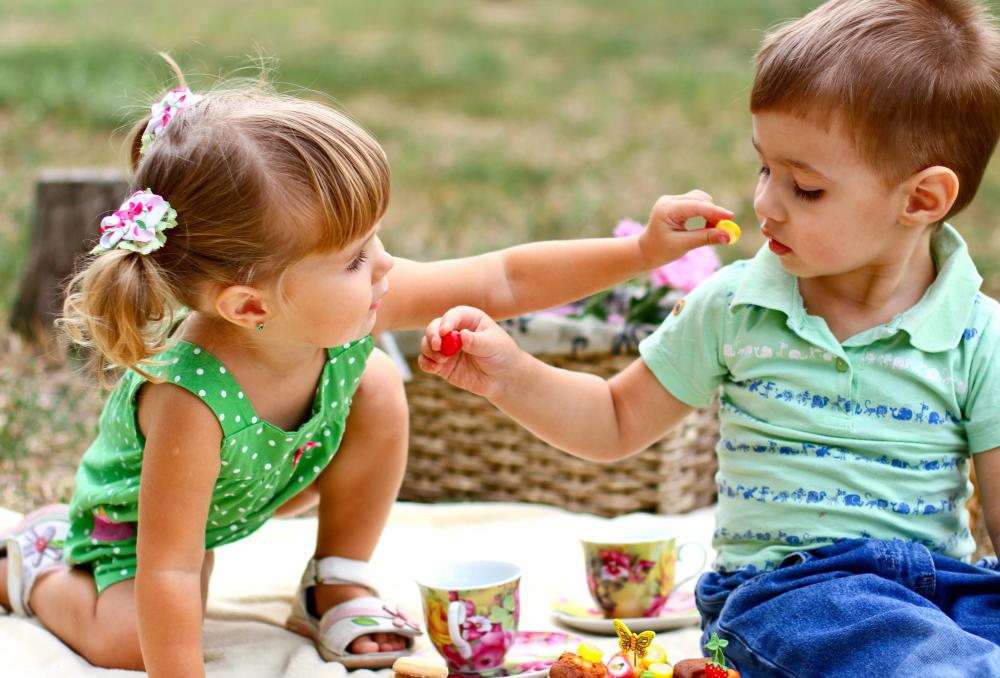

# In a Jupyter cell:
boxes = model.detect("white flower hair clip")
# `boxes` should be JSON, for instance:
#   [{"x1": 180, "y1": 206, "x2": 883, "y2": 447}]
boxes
[
  {"x1": 93, "y1": 189, "x2": 177, "y2": 255},
  {"x1": 139, "y1": 87, "x2": 204, "y2": 155}
]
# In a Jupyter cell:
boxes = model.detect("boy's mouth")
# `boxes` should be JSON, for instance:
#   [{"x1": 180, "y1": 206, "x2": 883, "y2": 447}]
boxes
[{"x1": 761, "y1": 227, "x2": 791, "y2": 256}]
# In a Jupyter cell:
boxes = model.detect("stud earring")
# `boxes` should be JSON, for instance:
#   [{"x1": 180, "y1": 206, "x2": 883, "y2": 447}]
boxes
[{"x1": 257, "y1": 323, "x2": 265, "y2": 331}]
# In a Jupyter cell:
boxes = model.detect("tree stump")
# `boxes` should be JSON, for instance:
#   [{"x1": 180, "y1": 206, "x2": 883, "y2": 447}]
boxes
[{"x1": 9, "y1": 169, "x2": 129, "y2": 346}]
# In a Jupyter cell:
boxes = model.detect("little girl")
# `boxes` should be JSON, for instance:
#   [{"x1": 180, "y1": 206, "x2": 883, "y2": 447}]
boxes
[{"x1": 0, "y1": 61, "x2": 732, "y2": 675}]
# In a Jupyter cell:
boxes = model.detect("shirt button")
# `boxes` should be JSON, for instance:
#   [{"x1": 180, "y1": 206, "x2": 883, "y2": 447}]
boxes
[{"x1": 835, "y1": 358, "x2": 849, "y2": 373}]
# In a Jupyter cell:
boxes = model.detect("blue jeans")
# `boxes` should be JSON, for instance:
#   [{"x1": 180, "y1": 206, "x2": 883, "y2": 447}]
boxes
[{"x1": 695, "y1": 539, "x2": 1000, "y2": 677}]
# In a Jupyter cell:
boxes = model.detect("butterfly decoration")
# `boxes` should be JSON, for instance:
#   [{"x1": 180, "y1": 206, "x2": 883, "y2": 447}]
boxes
[{"x1": 614, "y1": 619, "x2": 656, "y2": 666}]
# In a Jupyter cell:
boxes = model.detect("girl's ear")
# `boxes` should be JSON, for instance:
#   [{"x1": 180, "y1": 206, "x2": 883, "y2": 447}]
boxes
[
  {"x1": 215, "y1": 285, "x2": 270, "y2": 329},
  {"x1": 900, "y1": 166, "x2": 959, "y2": 227}
]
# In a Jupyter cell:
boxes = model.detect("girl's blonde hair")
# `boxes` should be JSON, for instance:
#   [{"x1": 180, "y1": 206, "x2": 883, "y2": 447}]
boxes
[{"x1": 61, "y1": 60, "x2": 390, "y2": 382}]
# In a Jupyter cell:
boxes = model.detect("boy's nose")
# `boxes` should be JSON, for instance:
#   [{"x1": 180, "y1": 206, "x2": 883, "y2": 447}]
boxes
[{"x1": 753, "y1": 183, "x2": 785, "y2": 225}]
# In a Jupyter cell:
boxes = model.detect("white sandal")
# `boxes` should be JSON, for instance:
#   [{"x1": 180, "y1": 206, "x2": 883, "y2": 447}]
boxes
[
  {"x1": 1, "y1": 504, "x2": 70, "y2": 617},
  {"x1": 285, "y1": 556, "x2": 422, "y2": 668}
]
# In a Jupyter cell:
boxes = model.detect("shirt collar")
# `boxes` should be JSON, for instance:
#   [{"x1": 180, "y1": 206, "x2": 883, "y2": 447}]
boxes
[{"x1": 730, "y1": 223, "x2": 982, "y2": 352}]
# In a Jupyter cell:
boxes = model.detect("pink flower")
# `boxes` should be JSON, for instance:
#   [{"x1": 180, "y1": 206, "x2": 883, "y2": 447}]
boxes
[
  {"x1": 614, "y1": 219, "x2": 644, "y2": 238},
  {"x1": 468, "y1": 629, "x2": 514, "y2": 672},
  {"x1": 650, "y1": 246, "x2": 721, "y2": 293},
  {"x1": 600, "y1": 549, "x2": 632, "y2": 581},
  {"x1": 461, "y1": 615, "x2": 493, "y2": 641},
  {"x1": 541, "y1": 304, "x2": 577, "y2": 317},
  {"x1": 629, "y1": 559, "x2": 655, "y2": 583}
]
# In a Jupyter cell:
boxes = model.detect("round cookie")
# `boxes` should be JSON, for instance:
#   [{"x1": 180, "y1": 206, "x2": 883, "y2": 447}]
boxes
[{"x1": 391, "y1": 656, "x2": 449, "y2": 678}]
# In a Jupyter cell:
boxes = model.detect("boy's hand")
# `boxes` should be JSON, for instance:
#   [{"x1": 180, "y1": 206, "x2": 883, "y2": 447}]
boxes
[
  {"x1": 418, "y1": 306, "x2": 524, "y2": 399},
  {"x1": 638, "y1": 190, "x2": 734, "y2": 267}
]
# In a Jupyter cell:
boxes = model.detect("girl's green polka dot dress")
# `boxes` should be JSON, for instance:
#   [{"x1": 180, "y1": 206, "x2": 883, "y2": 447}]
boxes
[{"x1": 65, "y1": 336, "x2": 373, "y2": 593}]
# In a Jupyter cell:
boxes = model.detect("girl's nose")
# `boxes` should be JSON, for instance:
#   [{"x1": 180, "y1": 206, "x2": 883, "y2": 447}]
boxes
[{"x1": 372, "y1": 236, "x2": 393, "y2": 279}]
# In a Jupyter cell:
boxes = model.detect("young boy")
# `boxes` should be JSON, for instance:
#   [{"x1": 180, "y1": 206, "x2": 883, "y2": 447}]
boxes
[{"x1": 419, "y1": 0, "x2": 1000, "y2": 674}]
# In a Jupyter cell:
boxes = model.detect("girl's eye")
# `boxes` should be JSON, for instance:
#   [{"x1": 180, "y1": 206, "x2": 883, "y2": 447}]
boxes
[
  {"x1": 347, "y1": 251, "x2": 368, "y2": 272},
  {"x1": 793, "y1": 185, "x2": 824, "y2": 201},
  {"x1": 758, "y1": 165, "x2": 770, "y2": 177}
]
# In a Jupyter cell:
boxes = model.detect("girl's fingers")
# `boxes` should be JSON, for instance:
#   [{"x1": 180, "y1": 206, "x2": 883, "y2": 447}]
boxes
[
  {"x1": 650, "y1": 198, "x2": 733, "y2": 230},
  {"x1": 678, "y1": 189, "x2": 714, "y2": 203}
]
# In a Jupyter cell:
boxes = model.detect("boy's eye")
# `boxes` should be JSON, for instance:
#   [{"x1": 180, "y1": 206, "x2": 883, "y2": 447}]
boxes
[
  {"x1": 758, "y1": 165, "x2": 770, "y2": 177},
  {"x1": 793, "y1": 185, "x2": 824, "y2": 201},
  {"x1": 347, "y1": 250, "x2": 368, "y2": 272}
]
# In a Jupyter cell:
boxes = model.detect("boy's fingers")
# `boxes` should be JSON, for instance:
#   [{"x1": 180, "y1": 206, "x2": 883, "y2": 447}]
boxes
[
  {"x1": 420, "y1": 334, "x2": 452, "y2": 364},
  {"x1": 441, "y1": 305, "x2": 490, "y2": 333},
  {"x1": 456, "y1": 327, "x2": 507, "y2": 358},
  {"x1": 417, "y1": 354, "x2": 442, "y2": 374}
]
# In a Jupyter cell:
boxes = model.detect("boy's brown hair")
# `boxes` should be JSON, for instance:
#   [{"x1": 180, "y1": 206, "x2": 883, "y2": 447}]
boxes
[{"x1": 751, "y1": 0, "x2": 1000, "y2": 217}]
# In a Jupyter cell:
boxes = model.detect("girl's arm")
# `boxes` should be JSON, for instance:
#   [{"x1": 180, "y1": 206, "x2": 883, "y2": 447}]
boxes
[
  {"x1": 376, "y1": 192, "x2": 733, "y2": 332},
  {"x1": 135, "y1": 383, "x2": 222, "y2": 678},
  {"x1": 419, "y1": 306, "x2": 692, "y2": 461},
  {"x1": 973, "y1": 447, "x2": 1000, "y2": 556}
]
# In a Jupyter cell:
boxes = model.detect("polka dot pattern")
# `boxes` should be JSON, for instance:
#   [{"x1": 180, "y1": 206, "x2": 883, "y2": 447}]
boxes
[{"x1": 65, "y1": 335, "x2": 374, "y2": 594}]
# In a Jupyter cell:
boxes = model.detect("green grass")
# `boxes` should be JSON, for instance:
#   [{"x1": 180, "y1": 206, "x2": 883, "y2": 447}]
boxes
[{"x1": 2, "y1": 0, "x2": 1000, "y2": 471}]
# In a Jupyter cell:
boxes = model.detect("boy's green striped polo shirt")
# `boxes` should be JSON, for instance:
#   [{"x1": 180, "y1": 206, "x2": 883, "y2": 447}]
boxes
[{"x1": 640, "y1": 224, "x2": 1000, "y2": 572}]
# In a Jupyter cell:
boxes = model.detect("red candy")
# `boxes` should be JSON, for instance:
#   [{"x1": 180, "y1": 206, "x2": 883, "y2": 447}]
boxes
[{"x1": 440, "y1": 330, "x2": 462, "y2": 357}]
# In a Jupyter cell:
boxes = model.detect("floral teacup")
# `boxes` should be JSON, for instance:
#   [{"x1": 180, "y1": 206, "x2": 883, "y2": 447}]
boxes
[
  {"x1": 582, "y1": 528, "x2": 707, "y2": 619},
  {"x1": 416, "y1": 560, "x2": 521, "y2": 673}
]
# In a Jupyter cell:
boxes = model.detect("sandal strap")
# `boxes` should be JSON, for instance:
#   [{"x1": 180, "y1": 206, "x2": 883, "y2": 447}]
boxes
[
  {"x1": 318, "y1": 595, "x2": 423, "y2": 639},
  {"x1": 306, "y1": 556, "x2": 379, "y2": 594}
]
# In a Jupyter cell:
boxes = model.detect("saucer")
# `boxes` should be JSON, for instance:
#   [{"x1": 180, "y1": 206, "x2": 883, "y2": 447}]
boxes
[
  {"x1": 551, "y1": 591, "x2": 700, "y2": 634},
  {"x1": 415, "y1": 630, "x2": 583, "y2": 677}
]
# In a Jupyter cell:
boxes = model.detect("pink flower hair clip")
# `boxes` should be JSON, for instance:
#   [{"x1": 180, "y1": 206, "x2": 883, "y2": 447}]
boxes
[
  {"x1": 140, "y1": 87, "x2": 204, "y2": 154},
  {"x1": 93, "y1": 189, "x2": 177, "y2": 255}
]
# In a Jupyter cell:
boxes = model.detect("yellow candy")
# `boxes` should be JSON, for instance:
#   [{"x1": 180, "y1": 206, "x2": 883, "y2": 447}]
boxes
[
  {"x1": 716, "y1": 219, "x2": 741, "y2": 244},
  {"x1": 577, "y1": 641, "x2": 604, "y2": 664},
  {"x1": 646, "y1": 662, "x2": 674, "y2": 678},
  {"x1": 640, "y1": 643, "x2": 668, "y2": 669}
]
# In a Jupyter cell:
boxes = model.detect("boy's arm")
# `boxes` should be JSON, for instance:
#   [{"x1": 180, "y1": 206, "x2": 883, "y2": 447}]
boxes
[
  {"x1": 135, "y1": 383, "x2": 222, "y2": 678},
  {"x1": 973, "y1": 447, "x2": 1000, "y2": 556},
  {"x1": 419, "y1": 306, "x2": 693, "y2": 461},
  {"x1": 375, "y1": 192, "x2": 733, "y2": 332}
]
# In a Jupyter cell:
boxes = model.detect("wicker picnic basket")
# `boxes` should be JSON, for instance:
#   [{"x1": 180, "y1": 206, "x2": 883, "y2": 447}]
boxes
[{"x1": 397, "y1": 317, "x2": 720, "y2": 517}]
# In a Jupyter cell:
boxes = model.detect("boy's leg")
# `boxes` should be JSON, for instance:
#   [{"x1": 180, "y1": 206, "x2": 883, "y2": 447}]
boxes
[
  {"x1": 0, "y1": 550, "x2": 215, "y2": 670},
  {"x1": 698, "y1": 539, "x2": 1000, "y2": 676},
  {"x1": 929, "y1": 553, "x2": 1000, "y2": 646},
  {"x1": 311, "y1": 348, "x2": 410, "y2": 652}
]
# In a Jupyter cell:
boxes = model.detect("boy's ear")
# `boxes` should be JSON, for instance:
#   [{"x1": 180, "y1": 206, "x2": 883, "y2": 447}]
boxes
[
  {"x1": 214, "y1": 285, "x2": 270, "y2": 329},
  {"x1": 900, "y1": 166, "x2": 959, "y2": 227}
]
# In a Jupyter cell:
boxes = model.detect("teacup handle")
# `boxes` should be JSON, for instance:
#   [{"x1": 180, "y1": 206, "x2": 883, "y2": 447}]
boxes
[
  {"x1": 671, "y1": 541, "x2": 709, "y2": 592},
  {"x1": 447, "y1": 601, "x2": 473, "y2": 659}
]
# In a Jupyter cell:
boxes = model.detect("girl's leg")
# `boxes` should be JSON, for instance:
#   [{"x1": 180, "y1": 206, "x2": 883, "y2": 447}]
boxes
[
  {"x1": 312, "y1": 348, "x2": 410, "y2": 653},
  {"x1": 0, "y1": 551, "x2": 215, "y2": 670}
]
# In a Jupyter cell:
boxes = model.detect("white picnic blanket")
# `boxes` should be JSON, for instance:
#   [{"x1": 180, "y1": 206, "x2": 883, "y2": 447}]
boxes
[{"x1": 0, "y1": 502, "x2": 715, "y2": 677}]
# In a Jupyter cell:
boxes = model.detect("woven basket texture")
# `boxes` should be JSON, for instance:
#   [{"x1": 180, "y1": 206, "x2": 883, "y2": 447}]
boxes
[{"x1": 401, "y1": 352, "x2": 719, "y2": 517}]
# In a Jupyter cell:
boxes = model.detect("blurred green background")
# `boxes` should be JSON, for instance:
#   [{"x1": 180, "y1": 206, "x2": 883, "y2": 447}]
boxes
[{"x1": 2, "y1": 0, "x2": 1000, "y2": 506}]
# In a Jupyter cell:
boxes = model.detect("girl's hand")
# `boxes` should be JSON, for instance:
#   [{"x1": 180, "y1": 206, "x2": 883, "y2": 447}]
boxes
[
  {"x1": 418, "y1": 306, "x2": 524, "y2": 399},
  {"x1": 638, "y1": 190, "x2": 734, "y2": 266}
]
